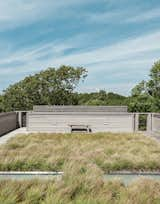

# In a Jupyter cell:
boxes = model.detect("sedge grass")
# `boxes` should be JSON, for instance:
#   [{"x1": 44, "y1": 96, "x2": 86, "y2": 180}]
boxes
[
  {"x1": 0, "y1": 133, "x2": 160, "y2": 203},
  {"x1": 0, "y1": 132, "x2": 159, "y2": 171},
  {"x1": 0, "y1": 165, "x2": 160, "y2": 204}
]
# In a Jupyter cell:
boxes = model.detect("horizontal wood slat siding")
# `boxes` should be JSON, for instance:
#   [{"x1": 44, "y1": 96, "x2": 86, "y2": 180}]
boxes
[
  {"x1": 27, "y1": 112, "x2": 134, "y2": 133},
  {"x1": 33, "y1": 106, "x2": 128, "y2": 112},
  {"x1": 0, "y1": 112, "x2": 17, "y2": 136}
]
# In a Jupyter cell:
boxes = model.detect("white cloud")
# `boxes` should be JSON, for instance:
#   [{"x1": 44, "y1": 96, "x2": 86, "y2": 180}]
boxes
[
  {"x1": 1, "y1": 30, "x2": 160, "y2": 74},
  {"x1": 50, "y1": 30, "x2": 160, "y2": 66},
  {"x1": 86, "y1": 7, "x2": 160, "y2": 25},
  {"x1": 86, "y1": 10, "x2": 124, "y2": 24},
  {"x1": 1, "y1": 1, "x2": 160, "y2": 95},
  {"x1": 0, "y1": 0, "x2": 95, "y2": 30},
  {"x1": 0, "y1": 30, "x2": 160, "y2": 94},
  {"x1": 126, "y1": 8, "x2": 160, "y2": 23}
]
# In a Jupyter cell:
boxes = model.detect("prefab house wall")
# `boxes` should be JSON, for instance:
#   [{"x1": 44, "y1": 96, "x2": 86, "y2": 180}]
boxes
[{"x1": 27, "y1": 112, "x2": 134, "y2": 133}]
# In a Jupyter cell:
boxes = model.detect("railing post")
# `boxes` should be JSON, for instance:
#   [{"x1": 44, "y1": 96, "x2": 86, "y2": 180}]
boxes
[
  {"x1": 18, "y1": 112, "x2": 22, "y2": 128},
  {"x1": 147, "y1": 113, "x2": 152, "y2": 133}
]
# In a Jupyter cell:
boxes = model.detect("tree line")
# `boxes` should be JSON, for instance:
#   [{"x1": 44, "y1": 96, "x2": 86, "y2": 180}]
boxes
[{"x1": 0, "y1": 61, "x2": 160, "y2": 112}]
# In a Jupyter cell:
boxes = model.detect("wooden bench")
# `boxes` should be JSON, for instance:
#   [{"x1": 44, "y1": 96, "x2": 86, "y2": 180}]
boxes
[{"x1": 70, "y1": 125, "x2": 91, "y2": 133}]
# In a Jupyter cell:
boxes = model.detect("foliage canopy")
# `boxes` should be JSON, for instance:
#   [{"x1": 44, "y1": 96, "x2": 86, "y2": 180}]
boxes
[
  {"x1": 0, "y1": 60, "x2": 160, "y2": 112},
  {"x1": 1, "y1": 65, "x2": 87, "y2": 111},
  {"x1": 130, "y1": 60, "x2": 160, "y2": 112}
]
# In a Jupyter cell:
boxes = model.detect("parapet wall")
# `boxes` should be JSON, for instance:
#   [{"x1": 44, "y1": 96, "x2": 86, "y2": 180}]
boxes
[
  {"x1": 27, "y1": 111, "x2": 160, "y2": 135},
  {"x1": 33, "y1": 105, "x2": 128, "y2": 113},
  {"x1": 27, "y1": 112, "x2": 135, "y2": 133},
  {"x1": 0, "y1": 108, "x2": 159, "y2": 136}
]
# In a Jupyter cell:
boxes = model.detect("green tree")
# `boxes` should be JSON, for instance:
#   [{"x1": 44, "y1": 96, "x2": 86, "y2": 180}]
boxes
[
  {"x1": 2, "y1": 65, "x2": 87, "y2": 111},
  {"x1": 130, "y1": 60, "x2": 160, "y2": 112},
  {"x1": 0, "y1": 95, "x2": 4, "y2": 112},
  {"x1": 128, "y1": 95, "x2": 154, "y2": 112},
  {"x1": 131, "y1": 80, "x2": 146, "y2": 97},
  {"x1": 147, "y1": 60, "x2": 160, "y2": 111},
  {"x1": 77, "y1": 90, "x2": 127, "y2": 106}
]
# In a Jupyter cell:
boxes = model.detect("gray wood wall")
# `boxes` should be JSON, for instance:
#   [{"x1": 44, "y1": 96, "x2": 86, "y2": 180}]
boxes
[
  {"x1": 27, "y1": 112, "x2": 134, "y2": 133},
  {"x1": 33, "y1": 105, "x2": 128, "y2": 113},
  {"x1": 152, "y1": 114, "x2": 160, "y2": 136},
  {"x1": 0, "y1": 112, "x2": 18, "y2": 136}
]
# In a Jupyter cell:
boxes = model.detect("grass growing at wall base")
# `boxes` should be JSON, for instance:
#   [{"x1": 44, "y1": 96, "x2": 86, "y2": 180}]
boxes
[{"x1": 0, "y1": 132, "x2": 160, "y2": 171}]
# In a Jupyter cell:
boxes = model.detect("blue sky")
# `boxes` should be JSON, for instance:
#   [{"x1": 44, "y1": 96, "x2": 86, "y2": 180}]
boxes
[{"x1": 0, "y1": 0, "x2": 160, "y2": 95}]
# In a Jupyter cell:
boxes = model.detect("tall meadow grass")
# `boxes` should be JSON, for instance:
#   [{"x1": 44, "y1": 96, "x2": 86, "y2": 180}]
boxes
[
  {"x1": 0, "y1": 133, "x2": 160, "y2": 203},
  {"x1": 0, "y1": 132, "x2": 159, "y2": 171}
]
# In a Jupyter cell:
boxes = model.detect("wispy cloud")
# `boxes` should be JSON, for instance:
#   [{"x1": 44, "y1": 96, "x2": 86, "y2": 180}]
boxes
[
  {"x1": 0, "y1": 0, "x2": 160, "y2": 95},
  {"x1": 126, "y1": 8, "x2": 160, "y2": 23},
  {"x1": 0, "y1": 0, "x2": 95, "y2": 30},
  {"x1": 0, "y1": 29, "x2": 160, "y2": 94},
  {"x1": 86, "y1": 10, "x2": 125, "y2": 24},
  {"x1": 87, "y1": 7, "x2": 160, "y2": 25},
  {"x1": 1, "y1": 30, "x2": 160, "y2": 69},
  {"x1": 51, "y1": 30, "x2": 160, "y2": 66}
]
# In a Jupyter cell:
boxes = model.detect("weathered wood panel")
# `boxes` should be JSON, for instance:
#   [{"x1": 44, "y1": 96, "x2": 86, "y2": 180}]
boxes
[
  {"x1": 33, "y1": 105, "x2": 128, "y2": 113},
  {"x1": 0, "y1": 112, "x2": 18, "y2": 136},
  {"x1": 27, "y1": 112, "x2": 134, "y2": 133},
  {"x1": 152, "y1": 114, "x2": 160, "y2": 136}
]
